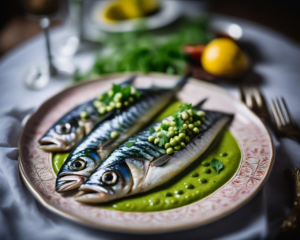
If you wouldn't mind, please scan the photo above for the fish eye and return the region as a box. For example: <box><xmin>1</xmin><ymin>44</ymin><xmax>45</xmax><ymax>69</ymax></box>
<box><xmin>102</xmin><ymin>171</ymin><xmax>118</xmax><ymax>185</ymax></box>
<box><xmin>70</xmin><ymin>159</ymin><xmax>86</xmax><ymax>171</ymax></box>
<box><xmin>55</xmin><ymin>123</ymin><xmax>71</xmax><ymax>135</ymax></box>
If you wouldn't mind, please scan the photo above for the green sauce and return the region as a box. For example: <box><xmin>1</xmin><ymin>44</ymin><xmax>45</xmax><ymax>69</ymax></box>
<box><xmin>52</xmin><ymin>101</ymin><xmax>241</xmax><ymax>212</ymax></box>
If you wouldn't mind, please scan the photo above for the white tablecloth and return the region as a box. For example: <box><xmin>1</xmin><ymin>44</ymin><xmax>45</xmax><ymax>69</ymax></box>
<box><xmin>1</xmin><ymin>5</ymin><xmax>300</xmax><ymax>240</ymax></box>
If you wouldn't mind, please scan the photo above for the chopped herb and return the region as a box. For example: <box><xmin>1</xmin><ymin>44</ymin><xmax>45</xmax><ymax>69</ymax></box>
<box><xmin>149</xmin><ymin>126</ymin><xmax>154</xmax><ymax>135</ymax></box>
<box><xmin>158</xmin><ymin>131</ymin><xmax>169</xmax><ymax>147</ymax></box>
<box><xmin>119</xmin><ymin>123</ymin><xmax>123</xmax><ymax>130</ymax></box>
<box><xmin>112</xmin><ymin>84</ymin><xmax>122</xmax><ymax>96</ymax></box>
<box><xmin>161</xmin><ymin>123</ymin><xmax>169</xmax><ymax>131</ymax></box>
<box><xmin>121</xmin><ymin>86</ymin><xmax>131</xmax><ymax>100</ymax></box>
<box><xmin>101</xmin><ymin>92</ymin><xmax>111</xmax><ymax>105</ymax></box>
<box><xmin>179</xmin><ymin>103</ymin><xmax>192</xmax><ymax>112</ymax></box>
<box><xmin>126</xmin><ymin>142</ymin><xmax>136</xmax><ymax>148</ymax></box>
<box><xmin>174</xmin><ymin>116</ymin><xmax>184</xmax><ymax>132</ymax></box>
<box><xmin>211</xmin><ymin>158</ymin><xmax>224</xmax><ymax>174</ymax></box>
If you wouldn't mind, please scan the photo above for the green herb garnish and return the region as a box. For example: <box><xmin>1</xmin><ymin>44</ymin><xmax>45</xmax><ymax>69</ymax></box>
<box><xmin>158</xmin><ymin>131</ymin><xmax>169</xmax><ymax>147</ymax></box>
<box><xmin>211</xmin><ymin>158</ymin><xmax>224</xmax><ymax>174</ymax></box>
<box><xmin>149</xmin><ymin>126</ymin><xmax>154</xmax><ymax>135</ymax></box>
<box><xmin>121</xmin><ymin>86</ymin><xmax>132</xmax><ymax>100</ymax></box>
<box><xmin>161</xmin><ymin>123</ymin><xmax>169</xmax><ymax>131</ymax></box>
<box><xmin>126</xmin><ymin>142</ymin><xmax>136</xmax><ymax>148</ymax></box>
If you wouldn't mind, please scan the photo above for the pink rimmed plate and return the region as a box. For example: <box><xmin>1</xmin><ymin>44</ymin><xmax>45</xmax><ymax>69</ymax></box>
<box><xmin>19</xmin><ymin>74</ymin><xmax>274</xmax><ymax>233</ymax></box>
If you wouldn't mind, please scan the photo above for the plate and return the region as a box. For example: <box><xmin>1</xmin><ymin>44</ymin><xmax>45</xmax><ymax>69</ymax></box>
<box><xmin>90</xmin><ymin>0</ymin><xmax>181</xmax><ymax>32</ymax></box>
<box><xmin>19</xmin><ymin>74</ymin><xmax>274</xmax><ymax>233</ymax></box>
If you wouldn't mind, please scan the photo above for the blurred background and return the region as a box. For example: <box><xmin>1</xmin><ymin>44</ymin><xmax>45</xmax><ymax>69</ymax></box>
<box><xmin>1</xmin><ymin>0</ymin><xmax>300</xmax><ymax>57</ymax></box>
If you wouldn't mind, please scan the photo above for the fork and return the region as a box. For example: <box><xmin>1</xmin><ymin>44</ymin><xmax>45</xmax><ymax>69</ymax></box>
<box><xmin>239</xmin><ymin>85</ymin><xmax>277</xmax><ymax>135</ymax></box>
<box><xmin>271</xmin><ymin>97</ymin><xmax>300</xmax><ymax>142</ymax></box>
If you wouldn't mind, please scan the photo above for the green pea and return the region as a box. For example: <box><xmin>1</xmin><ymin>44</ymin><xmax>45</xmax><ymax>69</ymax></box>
<box><xmin>114</xmin><ymin>92</ymin><xmax>122</xmax><ymax>102</ymax></box>
<box><xmin>197</xmin><ymin>110</ymin><xmax>205</xmax><ymax>117</ymax></box>
<box><xmin>128</xmin><ymin>96</ymin><xmax>134</xmax><ymax>103</ymax></box>
<box><xmin>183</xmin><ymin>124</ymin><xmax>188</xmax><ymax>130</ymax></box>
<box><xmin>181</xmin><ymin>112</ymin><xmax>189</xmax><ymax>120</ymax></box>
<box><xmin>154</xmin><ymin>138</ymin><xmax>159</xmax><ymax>145</ymax></box>
<box><xmin>110</xmin><ymin>131</ymin><xmax>119</xmax><ymax>139</ymax></box>
<box><xmin>156</xmin><ymin>132</ymin><xmax>162</xmax><ymax>138</ymax></box>
<box><xmin>108</xmin><ymin>90</ymin><xmax>113</xmax><ymax>97</ymax></box>
<box><xmin>188</xmin><ymin>124</ymin><xmax>194</xmax><ymax>129</ymax></box>
<box><xmin>162</xmin><ymin>119</ymin><xmax>169</xmax><ymax>125</ymax></box>
<box><xmin>124</xmin><ymin>101</ymin><xmax>129</xmax><ymax>106</ymax></box>
<box><xmin>106</xmin><ymin>106</ymin><xmax>112</xmax><ymax>112</ymax></box>
<box><xmin>166</xmin><ymin>147</ymin><xmax>174</xmax><ymax>155</ymax></box>
<box><xmin>115</xmin><ymin>102</ymin><xmax>122</xmax><ymax>108</ymax></box>
<box><xmin>180</xmin><ymin>142</ymin><xmax>186</xmax><ymax>148</ymax></box>
<box><xmin>171</xmin><ymin>121</ymin><xmax>176</xmax><ymax>126</ymax></box>
<box><xmin>174</xmin><ymin>136</ymin><xmax>180</xmax><ymax>142</ymax></box>
<box><xmin>185</xmin><ymin>136</ymin><xmax>190</xmax><ymax>143</ymax></box>
<box><xmin>170</xmin><ymin>139</ymin><xmax>177</xmax><ymax>146</ymax></box>
<box><xmin>179</xmin><ymin>133</ymin><xmax>186</xmax><ymax>140</ymax></box>
<box><xmin>187</xmin><ymin>109</ymin><xmax>193</xmax><ymax>116</ymax></box>
<box><xmin>199</xmin><ymin>178</ymin><xmax>207</xmax><ymax>183</ymax></box>
<box><xmin>185</xmin><ymin>120</ymin><xmax>190</xmax><ymax>124</ymax></box>
<box><xmin>98</xmin><ymin>107</ymin><xmax>106</xmax><ymax>115</ymax></box>
<box><xmin>167</xmin><ymin>131</ymin><xmax>175</xmax><ymax>138</ymax></box>
<box><xmin>93</xmin><ymin>100</ymin><xmax>101</xmax><ymax>108</ymax></box>
<box><xmin>180</xmin><ymin>129</ymin><xmax>186</xmax><ymax>134</ymax></box>
<box><xmin>185</xmin><ymin>184</ymin><xmax>194</xmax><ymax>189</ymax></box>
<box><xmin>80</xmin><ymin>111</ymin><xmax>88</xmax><ymax>119</ymax></box>
<box><xmin>190</xmin><ymin>172</ymin><xmax>199</xmax><ymax>177</ymax></box>
<box><xmin>195</xmin><ymin>120</ymin><xmax>201</xmax><ymax>127</ymax></box>
<box><xmin>220</xmin><ymin>153</ymin><xmax>228</xmax><ymax>157</ymax></box>
<box><xmin>193</xmin><ymin>127</ymin><xmax>199</xmax><ymax>134</ymax></box>
<box><xmin>189</xmin><ymin>117</ymin><xmax>193</xmax><ymax>122</ymax></box>
<box><xmin>155</xmin><ymin>126</ymin><xmax>161</xmax><ymax>132</ymax></box>
<box><xmin>109</xmin><ymin>102</ymin><xmax>115</xmax><ymax>108</ymax></box>
<box><xmin>203</xmin><ymin>168</ymin><xmax>211</xmax><ymax>173</ymax></box>
<box><xmin>202</xmin><ymin>161</ymin><xmax>210</xmax><ymax>166</ymax></box>
<box><xmin>175</xmin><ymin>130</ymin><xmax>179</xmax><ymax>135</ymax></box>
<box><xmin>165</xmin><ymin>143</ymin><xmax>171</xmax><ymax>149</ymax></box>
<box><xmin>148</xmin><ymin>136</ymin><xmax>155</xmax><ymax>143</ymax></box>
<box><xmin>174</xmin><ymin>145</ymin><xmax>181</xmax><ymax>151</ymax></box>
<box><xmin>168</xmin><ymin>127</ymin><xmax>174</xmax><ymax>131</ymax></box>
<box><xmin>164</xmin><ymin>192</ymin><xmax>172</xmax><ymax>197</ymax></box>
<box><xmin>175</xmin><ymin>190</ymin><xmax>184</xmax><ymax>195</ymax></box>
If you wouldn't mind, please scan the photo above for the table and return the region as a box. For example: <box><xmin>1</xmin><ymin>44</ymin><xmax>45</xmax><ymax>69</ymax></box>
<box><xmin>1</xmin><ymin>3</ymin><xmax>300</xmax><ymax>240</ymax></box>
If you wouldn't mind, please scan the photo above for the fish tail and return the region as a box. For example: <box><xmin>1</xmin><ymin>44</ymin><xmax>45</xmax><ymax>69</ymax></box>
<box><xmin>122</xmin><ymin>75</ymin><xmax>137</xmax><ymax>86</ymax></box>
<box><xmin>193</xmin><ymin>98</ymin><xmax>208</xmax><ymax>110</ymax></box>
<box><xmin>174</xmin><ymin>71</ymin><xmax>192</xmax><ymax>90</ymax></box>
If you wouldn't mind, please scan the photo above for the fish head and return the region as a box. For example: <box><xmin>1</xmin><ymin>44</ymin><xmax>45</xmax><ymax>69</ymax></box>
<box><xmin>75</xmin><ymin>161</ymin><xmax>132</xmax><ymax>204</ymax></box>
<box><xmin>38</xmin><ymin>118</ymin><xmax>84</xmax><ymax>151</ymax></box>
<box><xmin>55</xmin><ymin>150</ymin><xmax>101</xmax><ymax>192</ymax></box>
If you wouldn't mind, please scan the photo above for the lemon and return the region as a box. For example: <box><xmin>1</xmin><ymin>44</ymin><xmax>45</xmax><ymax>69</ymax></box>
<box><xmin>103</xmin><ymin>0</ymin><xmax>160</xmax><ymax>22</ymax></box>
<box><xmin>201</xmin><ymin>38</ymin><xmax>247</xmax><ymax>76</ymax></box>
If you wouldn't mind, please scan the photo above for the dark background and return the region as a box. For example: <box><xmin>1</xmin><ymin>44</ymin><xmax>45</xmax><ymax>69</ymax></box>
<box><xmin>0</xmin><ymin>0</ymin><xmax>300</xmax><ymax>57</ymax></box>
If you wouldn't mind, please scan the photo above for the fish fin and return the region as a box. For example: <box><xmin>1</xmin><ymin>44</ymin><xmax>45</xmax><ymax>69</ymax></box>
<box><xmin>174</xmin><ymin>71</ymin><xmax>192</xmax><ymax>89</ymax></box>
<box><xmin>151</xmin><ymin>155</ymin><xmax>172</xmax><ymax>166</ymax></box>
<box><xmin>121</xmin><ymin>75</ymin><xmax>136</xmax><ymax>86</ymax></box>
<box><xmin>193</xmin><ymin>98</ymin><xmax>208</xmax><ymax>110</ymax></box>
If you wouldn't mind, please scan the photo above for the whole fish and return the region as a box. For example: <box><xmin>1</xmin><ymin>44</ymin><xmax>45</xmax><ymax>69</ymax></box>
<box><xmin>75</xmin><ymin>108</ymin><xmax>233</xmax><ymax>204</ymax></box>
<box><xmin>55</xmin><ymin>73</ymin><xmax>191</xmax><ymax>192</ymax></box>
<box><xmin>38</xmin><ymin>76</ymin><xmax>136</xmax><ymax>152</ymax></box>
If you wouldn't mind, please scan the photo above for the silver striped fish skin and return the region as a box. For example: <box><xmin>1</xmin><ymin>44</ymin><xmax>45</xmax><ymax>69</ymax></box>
<box><xmin>76</xmin><ymin>108</ymin><xmax>233</xmax><ymax>203</ymax></box>
<box><xmin>38</xmin><ymin>76</ymin><xmax>136</xmax><ymax>152</ymax></box>
<box><xmin>55</xmin><ymin>74</ymin><xmax>190</xmax><ymax>192</ymax></box>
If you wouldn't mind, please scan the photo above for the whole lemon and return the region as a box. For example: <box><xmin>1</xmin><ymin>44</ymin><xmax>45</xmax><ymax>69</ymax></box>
<box><xmin>201</xmin><ymin>38</ymin><xmax>247</xmax><ymax>76</ymax></box>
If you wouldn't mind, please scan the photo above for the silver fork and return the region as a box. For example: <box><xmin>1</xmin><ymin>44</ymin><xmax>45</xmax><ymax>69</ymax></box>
<box><xmin>240</xmin><ymin>85</ymin><xmax>277</xmax><ymax>135</ymax></box>
<box><xmin>271</xmin><ymin>97</ymin><xmax>300</xmax><ymax>142</ymax></box>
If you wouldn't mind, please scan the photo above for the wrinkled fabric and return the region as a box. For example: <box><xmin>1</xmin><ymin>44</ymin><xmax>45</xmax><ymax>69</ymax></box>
<box><xmin>1</xmin><ymin>2</ymin><xmax>300</xmax><ymax>239</ymax></box>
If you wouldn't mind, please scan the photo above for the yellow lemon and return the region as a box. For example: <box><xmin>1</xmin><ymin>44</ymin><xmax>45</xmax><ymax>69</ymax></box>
<box><xmin>103</xmin><ymin>0</ymin><xmax>159</xmax><ymax>22</ymax></box>
<box><xmin>201</xmin><ymin>38</ymin><xmax>247</xmax><ymax>76</ymax></box>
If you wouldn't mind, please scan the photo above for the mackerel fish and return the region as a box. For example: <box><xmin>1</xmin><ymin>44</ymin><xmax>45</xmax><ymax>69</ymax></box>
<box><xmin>76</xmin><ymin>106</ymin><xmax>233</xmax><ymax>203</ymax></box>
<box><xmin>38</xmin><ymin>76</ymin><xmax>136</xmax><ymax>152</ymax></box>
<box><xmin>55</xmin><ymin>73</ymin><xmax>191</xmax><ymax>192</ymax></box>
